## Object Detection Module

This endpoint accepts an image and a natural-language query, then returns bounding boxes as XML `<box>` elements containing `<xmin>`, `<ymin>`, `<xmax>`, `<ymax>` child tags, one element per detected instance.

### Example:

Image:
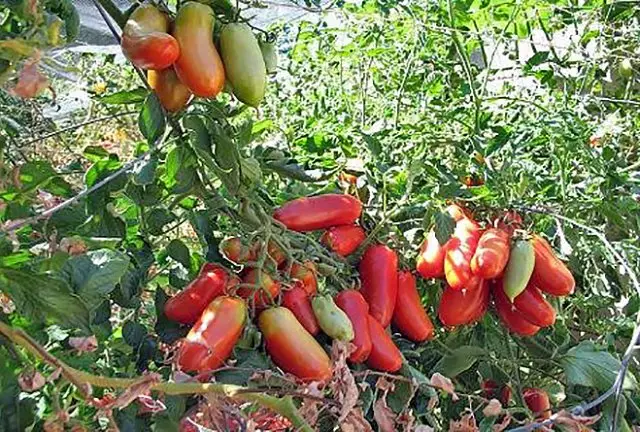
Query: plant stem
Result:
<box><xmin>95</xmin><ymin>0</ymin><xmax>126</xmax><ymax>29</ymax></box>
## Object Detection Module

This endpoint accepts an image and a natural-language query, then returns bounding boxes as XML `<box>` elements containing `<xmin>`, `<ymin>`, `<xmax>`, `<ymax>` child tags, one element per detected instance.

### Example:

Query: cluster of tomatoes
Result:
<box><xmin>482</xmin><ymin>381</ymin><xmax>552</xmax><ymax>421</ymax></box>
<box><xmin>120</xmin><ymin>2</ymin><xmax>274</xmax><ymax>112</ymax></box>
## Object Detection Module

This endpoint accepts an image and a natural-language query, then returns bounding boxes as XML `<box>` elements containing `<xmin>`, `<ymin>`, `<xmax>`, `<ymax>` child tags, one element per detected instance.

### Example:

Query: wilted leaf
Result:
<box><xmin>482</xmin><ymin>399</ymin><xmax>502</xmax><ymax>417</ymax></box>
<box><xmin>18</xmin><ymin>369</ymin><xmax>45</xmax><ymax>392</ymax></box>
<box><xmin>448</xmin><ymin>412</ymin><xmax>479</xmax><ymax>432</ymax></box>
<box><xmin>12</xmin><ymin>56</ymin><xmax>49</xmax><ymax>98</ymax></box>
<box><xmin>112</xmin><ymin>374</ymin><xmax>162</xmax><ymax>410</ymax></box>
<box><xmin>430</xmin><ymin>373</ymin><xmax>458</xmax><ymax>401</ymax></box>
<box><xmin>330</xmin><ymin>340</ymin><xmax>360</xmax><ymax>423</ymax></box>
<box><xmin>68</xmin><ymin>335</ymin><xmax>98</xmax><ymax>353</ymax></box>
<box><xmin>374</xmin><ymin>398</ymin><xmax>397</xmax><ymax>432</ymax></box>
<box><xmin>553</xmin><ymin>410</ymin><xmax>600</xmax><ymax>432</ymax></box>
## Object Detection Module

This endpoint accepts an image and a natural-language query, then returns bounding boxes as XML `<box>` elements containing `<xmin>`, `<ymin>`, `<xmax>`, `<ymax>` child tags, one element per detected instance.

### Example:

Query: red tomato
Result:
<box><xmin>334</xmin><ymin>290</ymin><xmax>372</xmax><ymax>363</ymax></box>
<box><xmin>273</xmin><ymin>194</ymin><xmax>362</xmax><ymax>232</ymax></box>
<box><xmin>238</xmin><ymin>270</ymin><xmax>281</xmax><ymax>310</ymax></box>
<box><xmin>512</xmin><ymin>283</ymin><xmax>556</xmax><ymax>327</ymax></box>
<box><xmin>288</xmin><ymin>261</ymin><xmax>317</xmax><ymax>296</ymax></box>
<box><xmin>320</xmin><ymin>225</ymin><xmax>366</xmax><ymax>256</ymax></box>
<box><xmin>493</xmin><ymin>281</ymin><xmax>541</xmax><ymax>336</ymax></box>
<box><xmin>470</xmin><ymin>228</ymin><xmax>511</xmax><ymax>279</ymax></box>
<box><xmin>221</xmin><ymin>237</ymin><xmax>253</xmax><ymax>264</ymax></box>
<box><xmin>481</xmin><ymin>379</ymin><xmax>499</xmax><ymax>399</ymax></box>
<box><xmin>416</xmin><ymin>230</ymin><xmax>446</xmax><ymax>279</ymax></box>
<box><xmin>445</xmin><ymin>204</ymin><xmax>470</xmax><ymax>222</ymax></box>
<box><xmin>359</xmin><ymin>244</ymin><xmax>399</xmax><ymax>327</ymax></box>
<box><xmin>147</xmin><ymin>67</ymin><xmax>191</xmax><ymax>112</ymax></box>
<box><xmin>250</xmin><ymin>239</ymin><xmax>287</xmax><ymax>268</ymax></box>
<box><xmin>258</xmin><ymin>307</ymin><xmax>332</xmax><ymax>381</ymax></box>
<box><xmin>523</xmin><ymin>388</ymin><xmax>551</xmax><ymax>419</ymax></box>
<box><xmin>497</xmin><ymin>210</ymin><xmax>523</xmax><ymax>235</ymax></box>
<box><xmin>366</xmin><ymin>315</ymin><xmax>402</xmax><ymax>372</ymax></box>
<box><xmin>164</xmin><ymin>263</ymin><xmax>228</xmax><ymax>325</ymax></box>
<box><xmin>282</xmin><ymin>284</ymin><xmax>320</xmax><ymax>336</ymax></box>
<box><xmin>177</xmin><ymin>296</ymin><xmax>246</xmax><ymax>373</ymax></box>
<box><xmin>225</xmin><ymin>274</ymin><xmax>241</xmax><ymax>293</ymax></box>
<box><xmin>392</xmin><ymin>271</ymin><xmax>434</xmax><ymax>342</ymax></box>
<box><xmin>444</xmin><ymin>217</ymin><xmax>482</xmax><ymax>290</ymax></box>
<box><xmin>438</xmin><ymin>278</ymin><xmax>490</xmax><ymax>326</ymax></box>
<box><xmin>500</xmin><ymin>385</ymin><xmax>512</xmax><ymax>406</ymax></box>
<box><xmin>530</xmin><ymin>235</ymin><xmax>575</xmax><ymax>296</ymax></box>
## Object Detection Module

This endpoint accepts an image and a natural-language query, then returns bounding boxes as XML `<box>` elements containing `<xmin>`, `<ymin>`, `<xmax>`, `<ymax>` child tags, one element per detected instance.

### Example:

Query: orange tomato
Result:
<box><xmin>147</xmin><ymin>67</ymin><xmax>191</xmax><ymax>112</ymax></box>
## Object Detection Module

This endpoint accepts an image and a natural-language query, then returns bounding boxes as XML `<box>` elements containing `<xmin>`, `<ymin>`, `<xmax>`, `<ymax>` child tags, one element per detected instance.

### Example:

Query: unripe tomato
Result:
<box><xmin>438</xmin><ymin>278</ymin><xmax>489</xmax><ymax>326</ymax></box>
<box><xmin>493</xmin><ymin>281</ymin><xmax>540</xmax><ymax>337</ymax></box>
<box><xmin>502</xmin><ymin>239</ymin><xmax>535</xmax><ymax>301</ymax></box>
<box><xmin>392</xmin><ymin>271</ymin><xmax>434</xmax><ymax>343</ymax></box>
<box><xmin>470</xmin><ymin>228</ymin><xmax>511</xmax><ymax>279</ymax></box>
<box><xmin>416</xmin><ymin>230</ymin><xmax>446</xmax><ymax>279</ymax></box>
<box><xmin>238</xmin><ymin>270</ymin><xmax>280</xmax><ymax>310</ymax></box>
<box><xmin>164</xmin><ymin>263</ymin><xmax>228</xmax><ymax>324</ymax></box>
<box><xmin>334</xmin><ymin>290</ymin><xmax>372</xmax><ymax>363</ymax></box>
<box><xmin>288</xmin><ymin>261</ymin><xmax>317</xmax><ymax>296</ymax></box>
<box><xmin>359</xmin><ymin>244</ymin><xmax>398</xmax><ymax>327</ymax></box>
<box><xmin>282</xmin><ymin>284</ymin><xmax>319</xmax><ymax>336</ymax></box>
<box><xmin>121</xmin><ymin>4</ymin><xmax>179</xmax><ymax>70</ymax></box>
<box><xmin>274</xmin><ymin>194</ymin><xmax>362</xmax><ymax>232</ymax></box>
<box><xmin>530</xmin><ymin>235</ymin><xmax>575</xmax><ymax>296</ymax></box>
<box><xmin>320</xmin><ymin>225</ymin><xmax>366</xmax><ymax>257</ymax></box>
<box><xmin>173</xmin><ymin>2</ymin><xmax>225</xmax><ymax>97</ymax></box>
<box><xmin>444</xmin><ymin>218</ymin><xmax>482</xmax><ymax>290</ymax></box>
<box><xmin>312</xmin><ymin>294</ymin><xmax>354</xmax><ymax>341</ymax></box>
<box><xmin>258</xmin><ymin>307</ymin><xmax>332</xmax><ymax>381</ymax></box>
<box><xmin>512</xmin><ymin>283</ymin><xmax>556</xmax><ymax>327</ymax></box>
<box><xmin>177</xmin><ymin>296</ymin><xmax>246</xmax><ymax>373</ymax></box>
<box><xmin>366</xmin><ymin>315</ymin><xmax>402</xmax><ymax>372</ymax></box>
<box><xmin>259</xmin><ymin>39</ymin><xmax>278</xmax><ymax>75</ymax></box>
<box><xmin>523</xmin><ymin>387</ymin><xmax>551</xmax><ymax>419</ymax></box>
<box><xmin>147</xmin><ymin>67</ymin><xmax>192</xmax><ymax>112</ymax></box>
<box><xmin>221</xmin><ymin>237</ymin><xmax>253</xmax><ymax>265</ymax></box>
<box><xmin>619</xmin><ymin>59</ymin><xmax>634</xmax><ymax>79</ymax></box>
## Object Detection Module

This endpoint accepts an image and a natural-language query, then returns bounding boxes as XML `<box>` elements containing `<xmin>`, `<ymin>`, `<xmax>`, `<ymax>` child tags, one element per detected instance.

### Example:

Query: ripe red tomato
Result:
<box><xmin>493</xmin><ymin>281</ymin><xmax>540</xmax><ymax>337</ymax></box>
<box><xmin>512</xmin><ymin>283</ymin><xmax>556</xmax><ymax>327</ymax></box>
<box><xmin>273</xmin><ymin>193</ymin><xmax>362</xmax><ymax>232</ymax></box>
<box><xmin>359</xmin><ymin>244</ymin><xmax>398</xmax><ymax>327</ymax></box>
<box><xmin>500</xmin><ymin>385</ymin><xmax>512</xmax><ymax>406</ymax></box>
<box><xmin>470</xmin><ymin>228</ymin><xmax>511</xmax><ymax>279</ymax></box>
<box><xmin>392</xmin><ymin>271</ymin><xmax>434</xmax><ymax>343</ymax></box>
<box><xmin>481</xmin><ymin>379</ymin><xmax>499</xmax><ymax>399</ymax></box>
<box><xmin>258</xmin><ymin>307</ymin><xmax>332</xmax><ymax>381</ymax></box>
<box><xmin>164</xmin><ymin>263</ymin><xmax>228</xmax><ymax>325</ymax></box>
<box><xmin>438</xmin><ymin>278</ymin><xmax>490</xmax><ymax>326</ymax></box>
<box><xmin>282</xmin><ymin>284</ymin><xmax>319</xmax><ymax>336</ymax></box>
<box><xmin>238</xmin><ymin>270</ymin><xmax>281</xmax><ymax>310</ymax></box>
<box><xmin>416</xmin><ymin>230</ymin><xmax>446</xmax><ymax>279</ymax></box>
<box><xmin>530</xmin><ymin>235</ymin><xmax>575</xmax><ymax>296</ymax></box>
<box><xmin>334</xmin><ymin>290</ymin><xmax>372</xmax><ymax>363</ymax></box>
<box><xmin>288</xmin><ymin>261</ymin><xmax>317</xmax><ymax>296</ymax></box>
<box><xmin>523</xmin><ymin>387</ymin><xmax>551</xmax><ymax>419</ymax></box>
<box><xmin>444</xmin><ymin>218</ymin><xmax>482</xmax><ymax>290</ymax></box>
<box><xmin>177</xmin><ymin>296</ymin><xmax>246</xmax><ymax>373</ymax></box>
<box><xmin>320</xmin><ymin>225</ymin><xmax>366</xmax><ymax>256</ymax></box>
<box><xmin>366</xmin><ymin>315</ymin><xmax>402</xmax><ymax>372</ymax></box>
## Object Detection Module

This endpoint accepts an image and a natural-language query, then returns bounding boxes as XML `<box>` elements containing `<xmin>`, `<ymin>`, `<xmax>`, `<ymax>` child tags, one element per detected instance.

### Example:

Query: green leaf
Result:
<box><xmin>132</xmin><ymin>157</ymin><xmax>157</xmax><ymax>186</ymax></box>
<box><xmin>98</xmin><ymin>88</ymin><xmax>148</xmax><ymax>105</ymax></box>
<box><xmin>138</xmin><ymin>94</ymin><xmax>166</xmax><ymax>145</ymax></box>
<box><xmin>434</xmin><ymin>211</ymin><xmax>456</xmax><ymax>245</ymax></box>
<box><xmin>432</xmin><ymin>346</ymin><xmax>486</xmax><ymax>377</ymax></box>
<box><xmin>166</xmin><ymin>239</ymin><xmax>191</xmax><ymax>270</ymax></box>
<box><xmin>123</xmin><ymin>320</ymin><xmax>147</xmax><ymax>349</ymax></box>
<box><xmin>83</xmin><ymin>146</ymin><xmax>110</xmax><ymax>162</ymax></box>
<box><xmin>145</xmin><ymin>208</ymin><xmax>175</xmax><ymax>236</ymax></box>
<box><xmin>265</xmin><ymin>159</ymin><xmax>333</xmax><ymax>182</ymax></box>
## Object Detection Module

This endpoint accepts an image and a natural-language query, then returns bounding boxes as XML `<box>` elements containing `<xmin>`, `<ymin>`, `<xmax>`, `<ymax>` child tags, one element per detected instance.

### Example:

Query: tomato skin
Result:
<box><xmin>249</xmin><ymin>239</ymin><xmax>287</xmax><ymax>268</ymax></box>
<box><xmin>238</xmin><ymin>270</ymin><xmax>281</xmax><ymax>310</ymax></box>
<box><xmin>438</xmin><ymin>278</ymin><xmax>490</xmax><ymax>326</ymax></box>
<box><xmin>273</xmin><ymin>194</ymin><xmax>362</xmax><ymax>232</ymax></box>
<box><xmin>470</xmin><ymin>228</ymin><xmax>511</xmax><ymax>279</ymax></box>
<box><xmin>502</xmin><ymin>239</ymin><xmax>536</xmax><ymax>301</ymax></box>
<box><xmin>147</xmin><ymin>67</ymin><xmax>191</xmax><ymax>112</ymax></box>
<box><xmin>287</xmin><ymin>261</ymin><xmax>317</xmax><ymax>296</ymax></box>
<box><xmin>444</xmin><ymin>218</ymin><xmax>482</xmax><ymax>290</ymax></box>
<box><xmin>497</xmin><ymin>210</ymin><xmax>523</xmax><ymax>235</ymax></box>
<box><xmin>359</xmin><ymin>245</ymin><xmax>399</xmax><ymax>327</ymax></box>
<box><xmin>258</xmin><ymin>307</ymin><xmax>332</xmax><ymax>381</ymax></box>
<box><xmin>493</xmin><ymin>281</ymin><xmax>540</xmax><ymax>336</ymax></box>
<box><xmin>282</xmin><ymin>284</ymin><xmax>319</xmax><ymax>336</ymax></box>
<box><xmin>173</xmin><ymin>2</ymin><xmax>225</xmax><ymax>97</ymax></box>
<box><xmin>312</xmin><ymin>295</ymin><xmax>354</xmax><ymax>342</ymax></box>
<box><xmin>512</xmin><ymin>283</ymin><xmax>556</xmax><ymax>327</ymax></box>
<box><xmin>320</xmin><ymin>225</ymin><xmax>366</xmax><ymax>257</ymax></box>
<box><xmin>164</xmin><ymin>263</ymin><xmax>228</xmax><ymax>324</ymax></box>
<box><xmin>523</xmin><ymin>388</ymin><xmax>551</xmax><ymax>419</ymax></box>
<box><xmin>177</xmin><ymin>296</ymin><xmax>246</xmax><ymax>373</ymax></box>
<box><xmin>121</xmin><ymin>5</ymin><xmax>179</xmax><ymax>70</ymax></box>
<box><xmin>482</xmin><ymin>379</ymin><xmax>499</xmax><ymax>399</ymax></box>
<box><xmin>445</xmin><ymin>204</ymin><xmax>470</xmax><ymax>222</ymax></box>
<box><xmin>392</xmin><ymin>271</ymin><xmax>434</xmax><ymax>343</ymax></box>
<box><xmin>500</xmin><ymin>385</ymin><xmax>512</xmax><ymax>406</ymax></box>
<box><xmin>530</xmin><ymin>235</ymin><xmax>575</xmax><ymax>296</ymax></box>
<box><xmin>221</xmin><ymin>237</ymin><xmax>253</xmax><ymax>264</ymax></box>
<box><xmin>334</xmin><ymin>290</ymin><xmax>372</xmax><ymax>363</ymax></box>
<box><xmin>416</xmin><ymin>230</ymin><xmax>446</xmax><ymax>279</ymax></box>
<box><xmin>366</xmin><ymin>315</ymin><xmax>402</xmax><ymax>372</ymax></box>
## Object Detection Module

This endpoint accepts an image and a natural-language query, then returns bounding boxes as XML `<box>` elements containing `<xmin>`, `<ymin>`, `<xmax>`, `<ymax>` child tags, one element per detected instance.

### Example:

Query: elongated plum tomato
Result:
<box><xmin>470</xmin><ymin>228</ymin><xmax>511</xmax><ymax>279</ymax></box>
<box><xmin>121</xmin><ymin>4</ymin><xmax>179</xmax><ymax>70</ymax></box>
<box><xmin>366</xmin><ymin>315</ymin><xmax>402</xmax><ymax>372</ymax></box>
<box><xmin>220</xmin><ymin>237</ymin><xmax>253</xmax><ymax>264</ymax></box>
<box><xmin>312</xmin><ymin>295</ymin><xmax>354</xmax><ymax>342</ymax></box>
<box><xmin>493</xmin><ymin>281</ymin><xmax>540</xmax><ymax>336</ymax></box>
<box><xmin>320</xmin><ymin>225</ymin><xmax>366</xmax><ymax>257</ymax></box>
<box><xmin>416</xmin><ymin>230</ymin><xmax>445</xmax><ymax>279</ymax></box>
<box><xmin>282</xmin><ymin>283</ymin><xmax>319</xmax><ymax>336</ymax></box>
<box><xmin>164</xmin><ymin>263</ymin><xmax>228</xmax><ymax>325</ymax></box>
<box><xmin>530</xmin><ymin>235</ymin><xmax>575</xmax><ymax>296</ymax></box>
<box><xmin>523</xmin><ymin>387</ymin><xmax>551</xmax><ymax>419</ymax></box>
<box><xmin>334</xmin><ymin>290</ymin><xmax>372</xmax><ymax>363</ymax></box>
<box><xmin>147</xmin><ymin>67</ymin><xmax>191</xmax><ymax>112</ymax></box>
<box><xmin>497</xmin><ymin>210</ymin><xmax>523</xmax><ymax>235</ymax></box>
<box><xmin>238</xmin><ymin>269</ymin><xmax>280</xmax><ymax>310</ymax></box>
<box><xmin>502</xmin><ymin>239</ymin><xmax>535</xmax><ymax>301</ymax></box>
<box><xmin>248</xmin><ymin>239</ymin><xmax>287</xmax><ymax>267</ymax></box>
<box><xmin>359</xmin><ymin>244</ymin><xmax>398</xmax><ymax>327</ymax></box>
<box><xmin>392</xmin><ymin>271</ymin><xmax>434</xmax><ymax>342</ymax></box>
<box><xmin>258</xmin><ymin>307</ymin><xmax>332</xmax><ymax>381</ymax></box>
<box><xmin>444</xmin><ymin>218</ymin><xmax>482</xmax><ymax>290</ymax></box>
<box><xmin>438</xmin><ymin>278</ymin><xmax>489</xmax><ymax>326</ymax></box>
<box><xmin>273</xmin><ymin>194</ymin><xmax>362</xmax><ymax>232</ymax></box>
<box><xmin>177</xmin><ymin>296</ymin><xmax>246</xmax><ymax>373</ymax></box>
<box><xmin>173</xmin><ymin>2</ymin><xmax>225</xmax><ymax>97</ymax></box>
<box><xmin>512</xmin><ymin>282</ymin><xmax>556</xmax><ymax>327</ymax></box>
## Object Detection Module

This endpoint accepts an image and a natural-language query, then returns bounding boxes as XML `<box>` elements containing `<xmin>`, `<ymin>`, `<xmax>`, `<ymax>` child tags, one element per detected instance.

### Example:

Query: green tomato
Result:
<box><xmin>619</xmin><ymin>59</ymin><xmax>634</xmax><ymax>79</ymax></box>
<box><xmin>503</xmin><ymin>239</ymin><xmax>535</xmax><ymax>302</ymax></box>
<box><xmin>312</xmin><ymin>295</ymin><xmax>354</xmax><ymax>341</ymax></box>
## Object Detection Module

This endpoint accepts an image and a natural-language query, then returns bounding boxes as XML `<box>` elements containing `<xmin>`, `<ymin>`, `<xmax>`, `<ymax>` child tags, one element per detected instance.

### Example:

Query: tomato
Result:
<box><xmin>282</xmin><ymin>284</ymin><xmax>319</xmax><ymax>336</ymax></box>
<box><xmin>359</xmin><ymin>244</ymin><xmax>398</xmax><ymax>327</ymax></box>
<box><xmin>392</xmin><ymin>271</ymin><xmax>434</xmax><ymax>343</ymax></box>
<box><xmin>416</xmin><ymin>230</ymin><xmax>445</xmax><ymax>279</ymax></box>
<box><xmin>164</xmin><ymin>263</ymin><xmax>228</xmax><ymax>324</ymax></box>
<box><xmin>248</xmin><ymin>239</ymin><xmax>287</xmax><ymax>268</ymax></box>
<box><xmin>493</xmin><ymin>281</ymin><xmax>540</xmax><ymax>337</ymax></box>
<box><xmin>500</xmin><ymin>385</ymin><xmax>512</xmax><ymax>406</ymax></box>
<box><xmin>445</xmin><ymin>204</ymin><xmax>471</xmax><ymax>222</ymax></box>
<box><xmin>320</xmin><ymin>225</ymin><xmax>366</xmax><ymax>257</ymax></box>
<box><xmin>312</xmin><ymin>294</ymin><xmax>354</xmax><ymax>341</ymax></box>
<box><xmin>438</xmin><ymin>278</ymin><xmax>490</xmax><ymax>326</ymax></box>
<box><xmin>523</xmin><ymin>388</ymin><xmax>551</xmax><ymax>419</ymax></box>
<box><xmin>258</xmin><ymin>307</ymin><xmax>332</xmax><ymax>381</ymax></box>
<box><xmin>259</xmin><ymin>39</ymin><xmax>278</xmax><ymax>75</ymax></box>
<box><xmin>334</xmin><ymin>290</ymin><xmax>372</xmax><ymax>363</ymax></box>
<box><xmin>470</xmin><ymin>228</ymin><xmax>511</xmax><ymax>279</ymax></box>
<box><xmin>177</xmin><ymin>296</ymin><xmax>246</xmax><ymax>373</ymax></box>
<box><xmin>173</xmin><ymin>2</ymin><xmax>225</xmax><ymax>97</ymax></box>
<box><xmin>121</xmin><ymin>4</ymin><xmax>179</xmax><ymax>70</ymax></box>
<box><xmin>461</xmin><ymin>174</ymin><xmax>484</xmax><ymax>187</ymax></box>
<box><xmin>496</xmin><ymin>210</ymin><xmax>523</xmax><ymax>234</ymax></box>
<box><xmin>481</xmin><ymin>379</ymin><xmax>499</xmax><ymax>399</ymax></box>
<box><xmin>530</xmin><ymin>235</ymin><xmax>575</xmax><ymax>296</ymax></box>
<box><xmin>366</xmin><ymin>315</ymin><xmax>402</xmax><ymax>372</ymax></box>
<box><xmin>220</xmin><ymin>23</ymin><xmax>267</xmax><ymax>107</ymax></box>
<box><xmin>512</xmin><ymin>283</ymin><xmax>556</xmax><ymax>327</ymax></box>
<box><xmin>619</xmin><ymin>59</ymin><xmax>634</xmax><ymax>79</ymax></box>
<box><xmin>147</xmin><ymin>67</ymin><xmax>191</xmax><ymax>112</ymax></box>
<box><xmin>502</xmin><ymin>239</ymin><xmax>535</xmax><ymax>301</ymax></box>
<box><xmin>273</xmin><ymin>194</ymin><xmax>362</xmax><ymax>232</ymax></box>
<box><xmin>288</xmin><ymin>261</ymin><xmax>317</xmax><ymax>296</ymax></box>
<box><xmin>444</xmin><ymin>218</ymin><xmax>482</xmax><ymax>290</ymax></box>
<box><xmin>225</xmin><ymin>274</ymin><xmax>241</xmax><ymax>293</ymax></box>
<box><xmin>221</xmin><ymin>237</ymin><xmax>253</xmax><ymax>265</ymax></box>
<box><xmin>238</xmin><ymin>270</ymin><xmax>280</xmax><ymax>310</ymax></box>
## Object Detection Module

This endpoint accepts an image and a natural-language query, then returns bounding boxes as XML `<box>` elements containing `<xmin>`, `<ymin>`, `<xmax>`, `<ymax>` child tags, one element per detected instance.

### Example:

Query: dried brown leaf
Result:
<box><xmin>340</xmin><ymin>408</ymin><xmax>374</xmax><ymax>432</ymax></box>
<box><xmin>18</xmin><ymin>369</ymin><xmax>45</xmax><ymax>392</ymax></box>
<box><xmin>482</xmin><ymin>399</ymin><xmax>502</xmax><ymax>417</ymax></box>
<box><xmin>430</xmin><ymin>372</ymin><xmax>459</xmax><ymax>401</ymax></box>
<box><xmin>329</xmin><ymin>340</ymin><xmax>360</xmax><ymax>423</ymax></box>
<box><xmin>414</xmin><ymin>426</ymin><xmax>435</xmax><ymax>432</ymax></box>
<box><xmin>47</xmin><ymin>367</ymin><xmax>62</xmax><ymax>383</ymax></box>
<box><xmin>448</xmin><ymin>412</ymin><xmax>479</xmax><ymax>432</ymax></box>
<box><xmin>12</xmin><ymin>55</ymin><xmax>49</xmax><ymax>99</ymax></box>
<box><xmin>374</xmin><ymin>398</ymin><xmax>397</xmax><ymax>432</ymax></box>
<box><xmin>112</xmin><ymin>374</ymin><xmax>161</xmax><ymax>410</ymax></box>
<box><xmin>553</xmin><ymin>410</ymin><xmax>601</xmax><ymax>432</ymax></box>
<box><xmin>492</xmin><ymin>414</ymin><xmax>513</xmax><ymax>432</ymax></box>
<box><xmin>68</xmin><ymin>335</ymin><xmax>98</xmax><ymax>353</ymax></box>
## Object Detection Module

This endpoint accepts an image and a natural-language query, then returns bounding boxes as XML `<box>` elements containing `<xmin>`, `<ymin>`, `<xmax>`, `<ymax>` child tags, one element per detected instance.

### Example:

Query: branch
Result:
<box><xmin>95</xmin><ymin>0</ymin><xmax>126</xmax><ymax>29</ymax></box>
